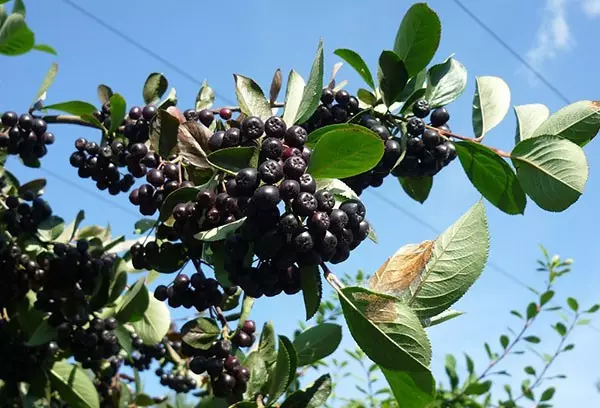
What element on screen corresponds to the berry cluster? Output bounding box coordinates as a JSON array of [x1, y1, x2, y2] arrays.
[[130, 240, 186, 272], [393, 103, 457, 178], [302, 88, 360, 132], [0, 111, 54, 162], [153, 273, 224, 313], [189, 322, 255, 398], [34, 240, 116, 327], [155, 338, 198, 393], [93, 356, 122, 407], [0, 236, 46, 307], [125, 332, 167, 371], [55, 317, 120, 369], [2, 191, 53, 235]]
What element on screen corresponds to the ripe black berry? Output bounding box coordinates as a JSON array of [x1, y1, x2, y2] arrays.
[[407, 117, 425, 136], [279, 213, 300, 233], [258, 160, 284, 184], [284, 126, 308, 148], [235, 168, 259, 196], [433, 142, 450, 160], [261, 137, 284, 159], [329, 209, 349, 232], [19, 113, 33, 130], [222, 128, 241, 148], [321, 88, 335, 104], [430, 107, 450, 127], [183, 109, 197, 121], [283, 156, 307, 180], [279, 179, 301, 201], [70, 152, 86, 168], [264, 116, 287, 138], [407, 137, 425, 154], [346, 96, 359, 113], [299, 173, 316, 194], [219, 108, 232, 120], [1, 111, 18, 126], [241, 116, 264, 140], [209, 131, 225, 152], [308, 212, 330, 234], [330, 105, 348, 123], [422, 129, 441, 148], [146, 169, 165, 187], [253, 185, 280, 209], [241, 320, 256, 334], [339, 199, 366, 228], [129, 106, 142, 120], [412, 99, 431, 118], [142, 105, 157, 121], [382, 139, 402, 168], [292, 192, 318, 216], [335, 89, 350, 106], [293, 230, 314, 252], [370, 124, 390, 140], [198, 109, 214, 126], [233, 331, 253, 348], [314, 190, 335, 212], [129, 143, 148, 158]]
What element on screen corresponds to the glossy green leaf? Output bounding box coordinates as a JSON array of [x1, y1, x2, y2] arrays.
[[109, 93, 126, 134], [194, 217, 246, 242], [266, 336, 297, 406], [540, 290, 555, 306], [134, 218, 157, 235], [181, 317, 220, 350], [338, 287, 434, 399], [514, 104, 550, 144], [44, 101, 97, 116], [378, 51, 408, 106], [97, 84, 113, 105], [307, 124, 384, 179], [334, 48, 375, 89], [282, 70, 306, 126], [526, 302, 538, 319], [56, 210, 85, 244], [381, 368, 435, 408], [455, 141, 526, 215], [34, 63, 58, 102], [0, 13, 34, 55], [32, 44, 57, 55], [314, 178, 359, 201], [464, 380, 492, 396], [143, 73, 168, 105], [131, 296, 170, 345], [238, 294, 255, 329], [399, 87, 427, 115], [398, 176, 432, 204], [541, 387, 555, 401], [158, 87, 177, 110], [49, 361, 99, 408], [300, 264, 322, 320], [357, 88, 377, 106], [511, 136, 588, 212], [234, 74, 272, 120], [533, 100, 600, 146], [472, 76, 511, 139], [150, 109, 180, 158], [243, 352, 268, 400], [114, 325, 133, 357], [567, 297, 579, 312], [18, 178, 46, 198], [424, 56, 467, 108], [554, 322, 567, 336], [293, 323, 342, 366], [115, 278, 150, 323], [195, 80, 215, 111], [426, 309, 464, 327], [12, 0, 25, 16], [258, 321, 278, 370], [207, 146, 255, 175], [26, 320, 56, 346], [393, 3, 441, 76], [524, 336, 540, 344], [295, 39, 324, 124], [280, 374, 332, 408]]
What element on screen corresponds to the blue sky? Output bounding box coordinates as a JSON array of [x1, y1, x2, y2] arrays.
[[2, 0, 600, 406]]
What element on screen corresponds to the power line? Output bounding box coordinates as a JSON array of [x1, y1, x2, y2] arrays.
[[59, 0, 237, 107], [451, 0, 571, 105]]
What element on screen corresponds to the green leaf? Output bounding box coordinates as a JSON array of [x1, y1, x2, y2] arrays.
[[0, 13, 34, 56], [378, 51, 409, 106], [314, 178, 360, 201], [243, 352, 268, 400], [393, 3, 441, 76], [32, 44, 57, 55], [181, 317, 220, 350], [307, 124, 384, 179], [586, 304, 600, 314], [523, 336, 540, 344], [280, 374, 332, 408], [49, 361, 99, 408], [540, 387, 555, 402], [500, 334, 509, 349], [563, 344, 575, 351], [338, 287, 434, 398], [34, 63, 58, 103], [554, 322, 567, 336], [152, 243, 186, 273], [131, 296, 170, 345], [143, 73, 168, 105], [472, 76, 511, 139], [357, 88, 377, 106], [115, 278, 150, 323], [266, 336, 297, 406], [398, 176, 432, 204], [524, 366, 536, 375], [158, 87, 177, 110], [455, 142, 526, 215], [282, 70, 306, 126], [135, 394, 154, 406], [511, 136, 589, 212], [194, 217, 246, 242], [540, 291, 555, 306], [234, 74, 272, 120], [381, 368, 435, 408], [426, 309, 464, 327], [514, 104, 550, 144], [526, 302, 539, 319], [533, 100, 600, 146], [109, 93, 126, 134], [465, 354, 475, 375], [114, 325, 133, 357], [300, 264, 322, 320], [424, 56, 467, 108], [97, 84, 113, 105], [26, 320, 56, 346], [334, 48, 375, 89], [195, 80, 215, 111], [18, 178, 46, 198], [44, 101, 97, 116], [464, 380, 492, 396], [399, 87, 427, 115], [150, 109, 180, 158], [258, 322, 277, 369], [567, 297, 579, 312], [295, 39, 324, 124], [12, 0, 25, 16], [402, 201, 489, 318], [238, 294, 255, 329], [134, 218, 157, 235], [306, 123, 353, 149], [293, 323, 342, 366], [207, 146, 255, 175], [56, 210, 85, 244]]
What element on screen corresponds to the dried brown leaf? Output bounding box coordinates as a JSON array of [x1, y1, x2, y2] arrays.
[[369, 240, 434, 295]]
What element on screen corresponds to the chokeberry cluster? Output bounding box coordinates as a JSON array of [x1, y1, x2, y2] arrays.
[[125, 332, 167, 371], [34, 240, 116, 327], [153, 273, 224, 313], [2, 190, 53, 235], [93, 356, 122, 407], [302, 88, 360, 133], [392, 103, 457, 178], [189, 324, 254, 398], [154, 338, 198, 394], [55, 316, 120, 369], [0, 111, 54, 163]]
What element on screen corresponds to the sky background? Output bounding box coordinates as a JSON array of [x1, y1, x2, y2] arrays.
[[1, 0, 600, 406]]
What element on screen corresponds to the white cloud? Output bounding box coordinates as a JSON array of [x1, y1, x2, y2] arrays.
[[582, 0, 600, 16]]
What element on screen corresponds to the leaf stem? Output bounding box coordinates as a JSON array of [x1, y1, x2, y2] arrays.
[[320, 263, 345, 291]]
